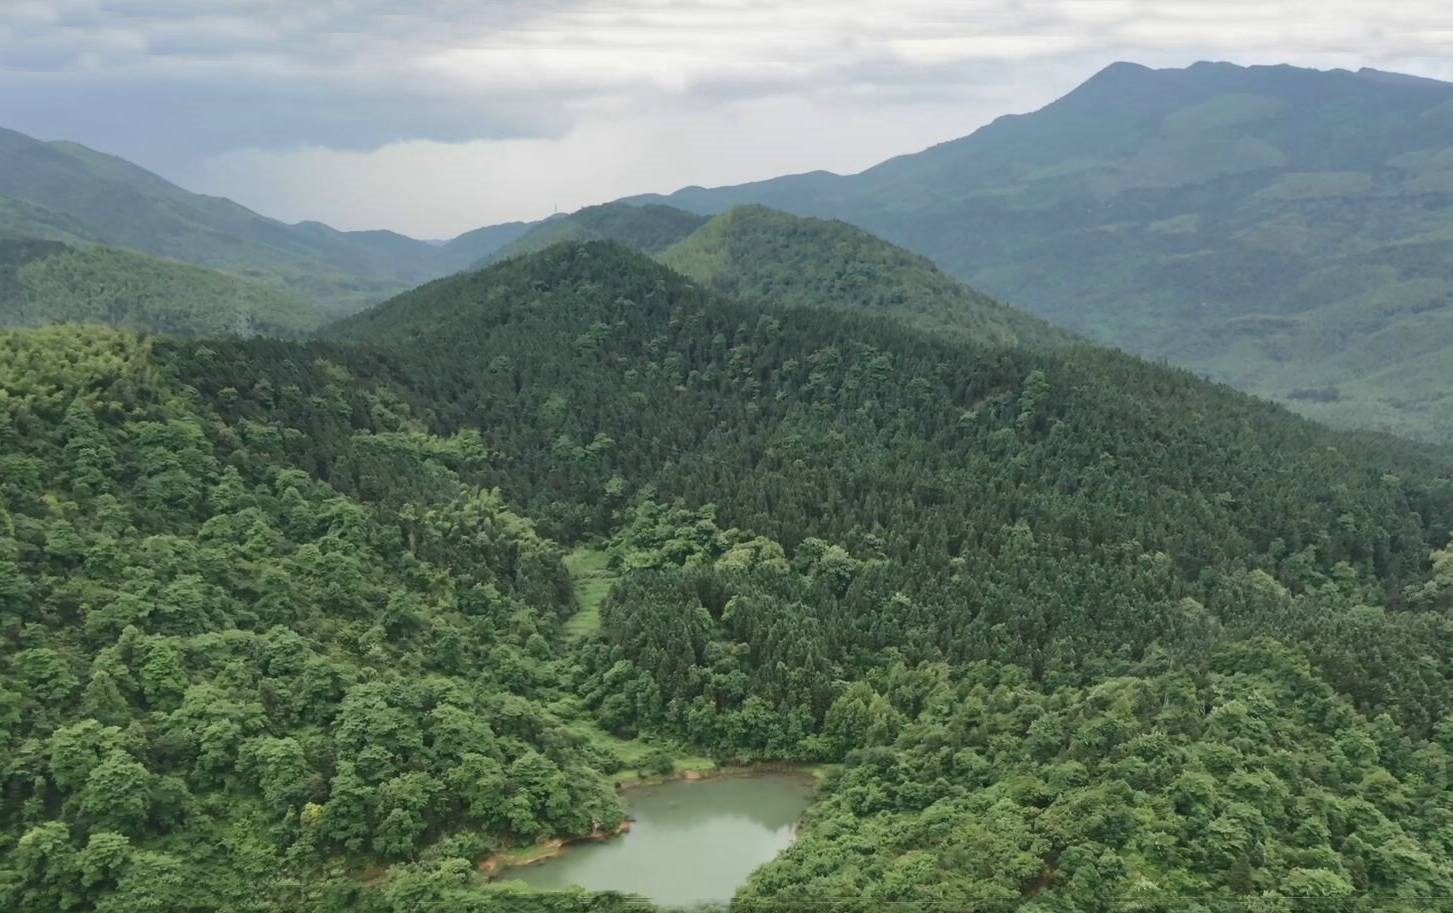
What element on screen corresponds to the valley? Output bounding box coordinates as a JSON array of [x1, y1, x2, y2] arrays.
[[5, 232, 1453, 911], [1, 47, 1453, 913]]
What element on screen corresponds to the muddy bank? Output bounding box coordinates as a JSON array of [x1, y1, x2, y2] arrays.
[[479, 819, 632, 876]]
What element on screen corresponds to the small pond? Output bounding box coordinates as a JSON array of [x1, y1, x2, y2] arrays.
[[507, 772, 816, 907]]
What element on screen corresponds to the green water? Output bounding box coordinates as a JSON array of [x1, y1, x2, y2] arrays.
[[508, 773, 816, 907]]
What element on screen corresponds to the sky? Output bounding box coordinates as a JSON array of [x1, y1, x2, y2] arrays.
[[2, 1, 1452, 238]]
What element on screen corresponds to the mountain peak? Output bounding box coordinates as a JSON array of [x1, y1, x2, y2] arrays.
[[658, 205, 1068, 348], [327, 239, 689, 346], [1078, 59, 1244, 89], [1070, 59, 1453, 99], [1087, 60, 1155, 81], [1356, 66, 1453, 90]]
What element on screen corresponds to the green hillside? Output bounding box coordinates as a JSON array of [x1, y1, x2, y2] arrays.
[[328, 244, 1452, 607], [660, 205, 1070, 347], [475, 202, 708, 269], [6, 243, 1453, 911], [474, 203, 1067, 348], [0, 128, 526, 316], [335, 243, 1453, 906], [0, 195, 100, 246], [0, 239, 324, 337], [629, 62, 1453, 440]]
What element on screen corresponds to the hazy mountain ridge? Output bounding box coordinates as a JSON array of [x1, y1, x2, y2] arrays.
[[12, 57, 1453, 437], [473, 202, 710, 269], [0, 127, 525, 316]]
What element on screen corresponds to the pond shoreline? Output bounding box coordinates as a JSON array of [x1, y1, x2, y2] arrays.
[[481, 762, 823, 880], [478, 819, 633, 877]]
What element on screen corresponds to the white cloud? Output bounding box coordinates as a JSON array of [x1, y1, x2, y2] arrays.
[[189, 91, 1012, 237], [3, 0, 1453, 233]]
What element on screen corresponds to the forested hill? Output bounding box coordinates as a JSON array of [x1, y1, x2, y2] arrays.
[[327, 241, 1453, 705], [625, 62, 1453, 441], [0, 239, 325, 337], [659, 205, 1070, 347], [6, 240, 1453, 911], [0, 326, 633, 913], [264, 243, 1453, 904], [327, 242, 1453, 601], [473, 202, 709, 269]]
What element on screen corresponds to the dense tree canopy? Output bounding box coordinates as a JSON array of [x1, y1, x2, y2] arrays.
[[0, 240, 324, 337], [4, 240, 1453, 912], [0, 327, 632, 912], [659, 205, 1067, 348]]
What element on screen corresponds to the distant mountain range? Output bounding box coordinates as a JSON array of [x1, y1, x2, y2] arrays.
[[4, 61, 1453, 440], [8, 66, 1453, 910], [0, 127, 528, 315]]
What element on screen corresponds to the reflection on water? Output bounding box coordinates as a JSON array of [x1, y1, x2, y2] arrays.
[[508, 773, 816, 907]]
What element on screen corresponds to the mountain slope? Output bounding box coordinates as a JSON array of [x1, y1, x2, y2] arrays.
[[0, 195, 101, 246], [659, 205, 1070, 347], [0, 127, 506, 315], [439, 219, 536, 269], [475, 202, 709, 269], [627, 61, 1453, 440], [0, 239, 324, 337]]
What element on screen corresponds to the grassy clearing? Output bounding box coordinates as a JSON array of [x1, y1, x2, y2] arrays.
[[490, 842, 565, 868], [563, 722, 718, 781], [562, 546, 615, 640], [557, 548, 734, 782], [558, 719, 715, 780], [801, 763, 841, 780]]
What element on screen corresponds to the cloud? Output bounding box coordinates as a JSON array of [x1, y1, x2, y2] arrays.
[[4, 0, 1453, 232], [0, 1, 586, 161], [0, 72, 571, 159], [188, 89, 1023, 237], [8, 0, 1450, 156]]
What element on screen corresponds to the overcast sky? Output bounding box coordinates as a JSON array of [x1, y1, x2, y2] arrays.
[[2, 1, 1451, 238]]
